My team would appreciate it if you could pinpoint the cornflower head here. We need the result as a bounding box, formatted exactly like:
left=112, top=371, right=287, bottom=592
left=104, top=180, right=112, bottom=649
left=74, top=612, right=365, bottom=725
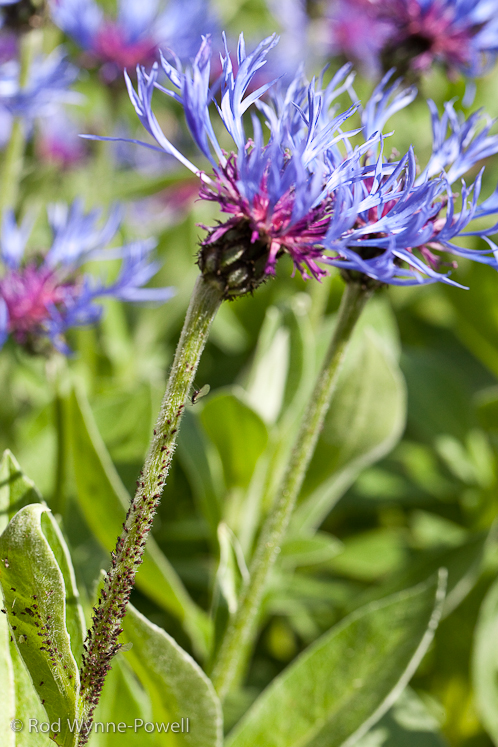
left=0, top=47, right=80, bottom=121
left=0, top=200, right=174, bottom=354
left=49, top=0, right=217, bottom=77
left=322, top=72, right=498, bottom=286
left=92, top=34, right=378, bottom=297
left=326, top=0, right=498, bottom=79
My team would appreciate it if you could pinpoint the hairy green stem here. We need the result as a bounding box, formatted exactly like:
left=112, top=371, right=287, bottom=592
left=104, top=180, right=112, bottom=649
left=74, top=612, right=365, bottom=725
left=0, top=29, right=40, bottom=214
left=211, top=281, right=372, bottom=700
left=77, top=276, right=223, bottom=744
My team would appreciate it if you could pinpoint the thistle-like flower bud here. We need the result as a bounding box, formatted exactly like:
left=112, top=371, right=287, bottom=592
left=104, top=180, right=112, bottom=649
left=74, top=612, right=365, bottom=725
left=198, top=222, right=271, bottom=299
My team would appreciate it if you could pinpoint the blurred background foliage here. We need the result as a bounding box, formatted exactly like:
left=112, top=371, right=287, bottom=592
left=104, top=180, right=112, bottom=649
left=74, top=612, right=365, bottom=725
left=3, top=1, right=498, bottom=745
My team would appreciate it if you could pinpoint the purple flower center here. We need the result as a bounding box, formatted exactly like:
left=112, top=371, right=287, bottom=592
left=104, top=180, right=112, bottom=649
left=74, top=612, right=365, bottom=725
left=200, top=155, right=332, bottom=280
left=385, top=0, right=475, bottom=71
left=0, top=263, right=78, bottom=344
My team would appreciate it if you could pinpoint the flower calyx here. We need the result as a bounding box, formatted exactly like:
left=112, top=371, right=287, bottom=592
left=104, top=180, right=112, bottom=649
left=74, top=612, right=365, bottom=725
left=198, top=220, right=272, bottom=300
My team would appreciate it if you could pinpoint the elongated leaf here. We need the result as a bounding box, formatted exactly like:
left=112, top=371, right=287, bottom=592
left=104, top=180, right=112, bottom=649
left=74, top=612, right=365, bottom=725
left=472, top=575, right=498, bottom=745
left=200, top=390, right=268, bottom=489
left=345, top=532, right=487, bottom=618
left=38, top=514, right=85, bottom=668
left=0, top=613, right=15, bottom=747
left=123, top=603, right=223, bottom=747
left=67, top=387, right=211, bottom=658
left=279, top=532, right=343, bottom=569
left=244, top=307, right=290, bottom=424
left=0, top=451, right=52, bottom=746
left=226, top=574, right=446, bottom=747
left=0, top=505, right=80, bottom=747
left=356, top=687, right=448, bottom=747
left=294, top=330, right=406, bottom=532
left=9, top=635, right=52, bottom=747
left=0, top=450, right=42, bottom=534
left=177, top=411, right=224, bottom=542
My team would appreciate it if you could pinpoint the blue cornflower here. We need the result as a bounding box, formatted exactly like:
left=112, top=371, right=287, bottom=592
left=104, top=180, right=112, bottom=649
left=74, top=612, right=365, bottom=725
left=323, top=73, right=498, bottom=286
left=0, top=48, right=80, bottom=121
left=0, top=201, right=174, bottom=354
left=93, top=33, right=498, bottom=290
left=50, top=0, right=217, bottom=75
left=326, top=0, right=498, bottom=79
left=89, top=34, right=373, bottom=291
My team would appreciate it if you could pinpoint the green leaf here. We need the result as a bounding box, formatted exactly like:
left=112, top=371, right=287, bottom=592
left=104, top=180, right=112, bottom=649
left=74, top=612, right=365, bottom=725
left=0, top=452, right=54, bottom=746
left=122, top=603, right=223, bottom=747
left=244, top=307, right=290, bottom=424
left=355, top=687, right=448, bottom=747
left=0, top=505, right=81, bottom=747
left=279, top=532, right=343, bottom=569
left=294, top=329, right=406, bottom=532
left=38, top=514, right=85, bottom=668
left=200, top=390, right=268, bottom=489
left=325, top=528, right=407, bottom=581
left=67, top=387, right=211, bottom=658
left=345, top=532, right=487, bottom=618
left=226, top=574, right=446, bottom=747
left=472, top=575, right=498, bottom=745
left=177, top=411, right=224, bottom=542
left=215, top=523, right=248, bottom=615
left=0, top=450, right=42, bottom=534
left=9, top=633, right=53, bottom=747
left=0, top=613, right=15, bottom=747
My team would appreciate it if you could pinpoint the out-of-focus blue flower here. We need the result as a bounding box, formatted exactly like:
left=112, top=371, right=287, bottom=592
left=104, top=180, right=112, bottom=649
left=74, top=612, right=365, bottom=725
left=88, top=34, right=372, bottom=281
left=326, top=0, right=498, bottom=79
left=322, top=73, right=498, bottom=286
left=0, top=48, right=80, bottom=121
left=50, top=0, right=217, bottom=75
left=0, top=201, right=174, bottom=353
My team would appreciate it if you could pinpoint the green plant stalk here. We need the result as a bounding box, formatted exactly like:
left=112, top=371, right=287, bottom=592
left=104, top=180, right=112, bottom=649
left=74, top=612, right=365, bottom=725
left=77, top=276, right=223, bottom=745
left=211, top=280, right=372, bottom=700
left=0, top=29, right=40, bottom=214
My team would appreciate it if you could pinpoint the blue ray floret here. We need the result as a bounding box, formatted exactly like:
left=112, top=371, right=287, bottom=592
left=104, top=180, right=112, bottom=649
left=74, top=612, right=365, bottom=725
left=0, top=201, right=174, bottom=353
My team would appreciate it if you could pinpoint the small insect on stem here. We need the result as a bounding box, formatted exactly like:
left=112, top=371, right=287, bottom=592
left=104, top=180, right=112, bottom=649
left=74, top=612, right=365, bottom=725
left=190, top=384, right=210, bottom=405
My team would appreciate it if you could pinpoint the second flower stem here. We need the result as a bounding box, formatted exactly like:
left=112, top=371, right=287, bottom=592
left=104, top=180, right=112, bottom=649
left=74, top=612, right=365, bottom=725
left=211, top=280, right=372, bottom=700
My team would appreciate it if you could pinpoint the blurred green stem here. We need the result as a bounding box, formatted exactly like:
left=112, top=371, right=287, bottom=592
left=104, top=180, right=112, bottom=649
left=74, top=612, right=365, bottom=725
left=0, top=29, right=40, bottom=215
left=53, top=388, right=67, bottom=514
left=47, top=355, right=68, bottom=516
left=211, top=280, right=372, bottom=700
left=77, top=275, right=222, bottom=743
